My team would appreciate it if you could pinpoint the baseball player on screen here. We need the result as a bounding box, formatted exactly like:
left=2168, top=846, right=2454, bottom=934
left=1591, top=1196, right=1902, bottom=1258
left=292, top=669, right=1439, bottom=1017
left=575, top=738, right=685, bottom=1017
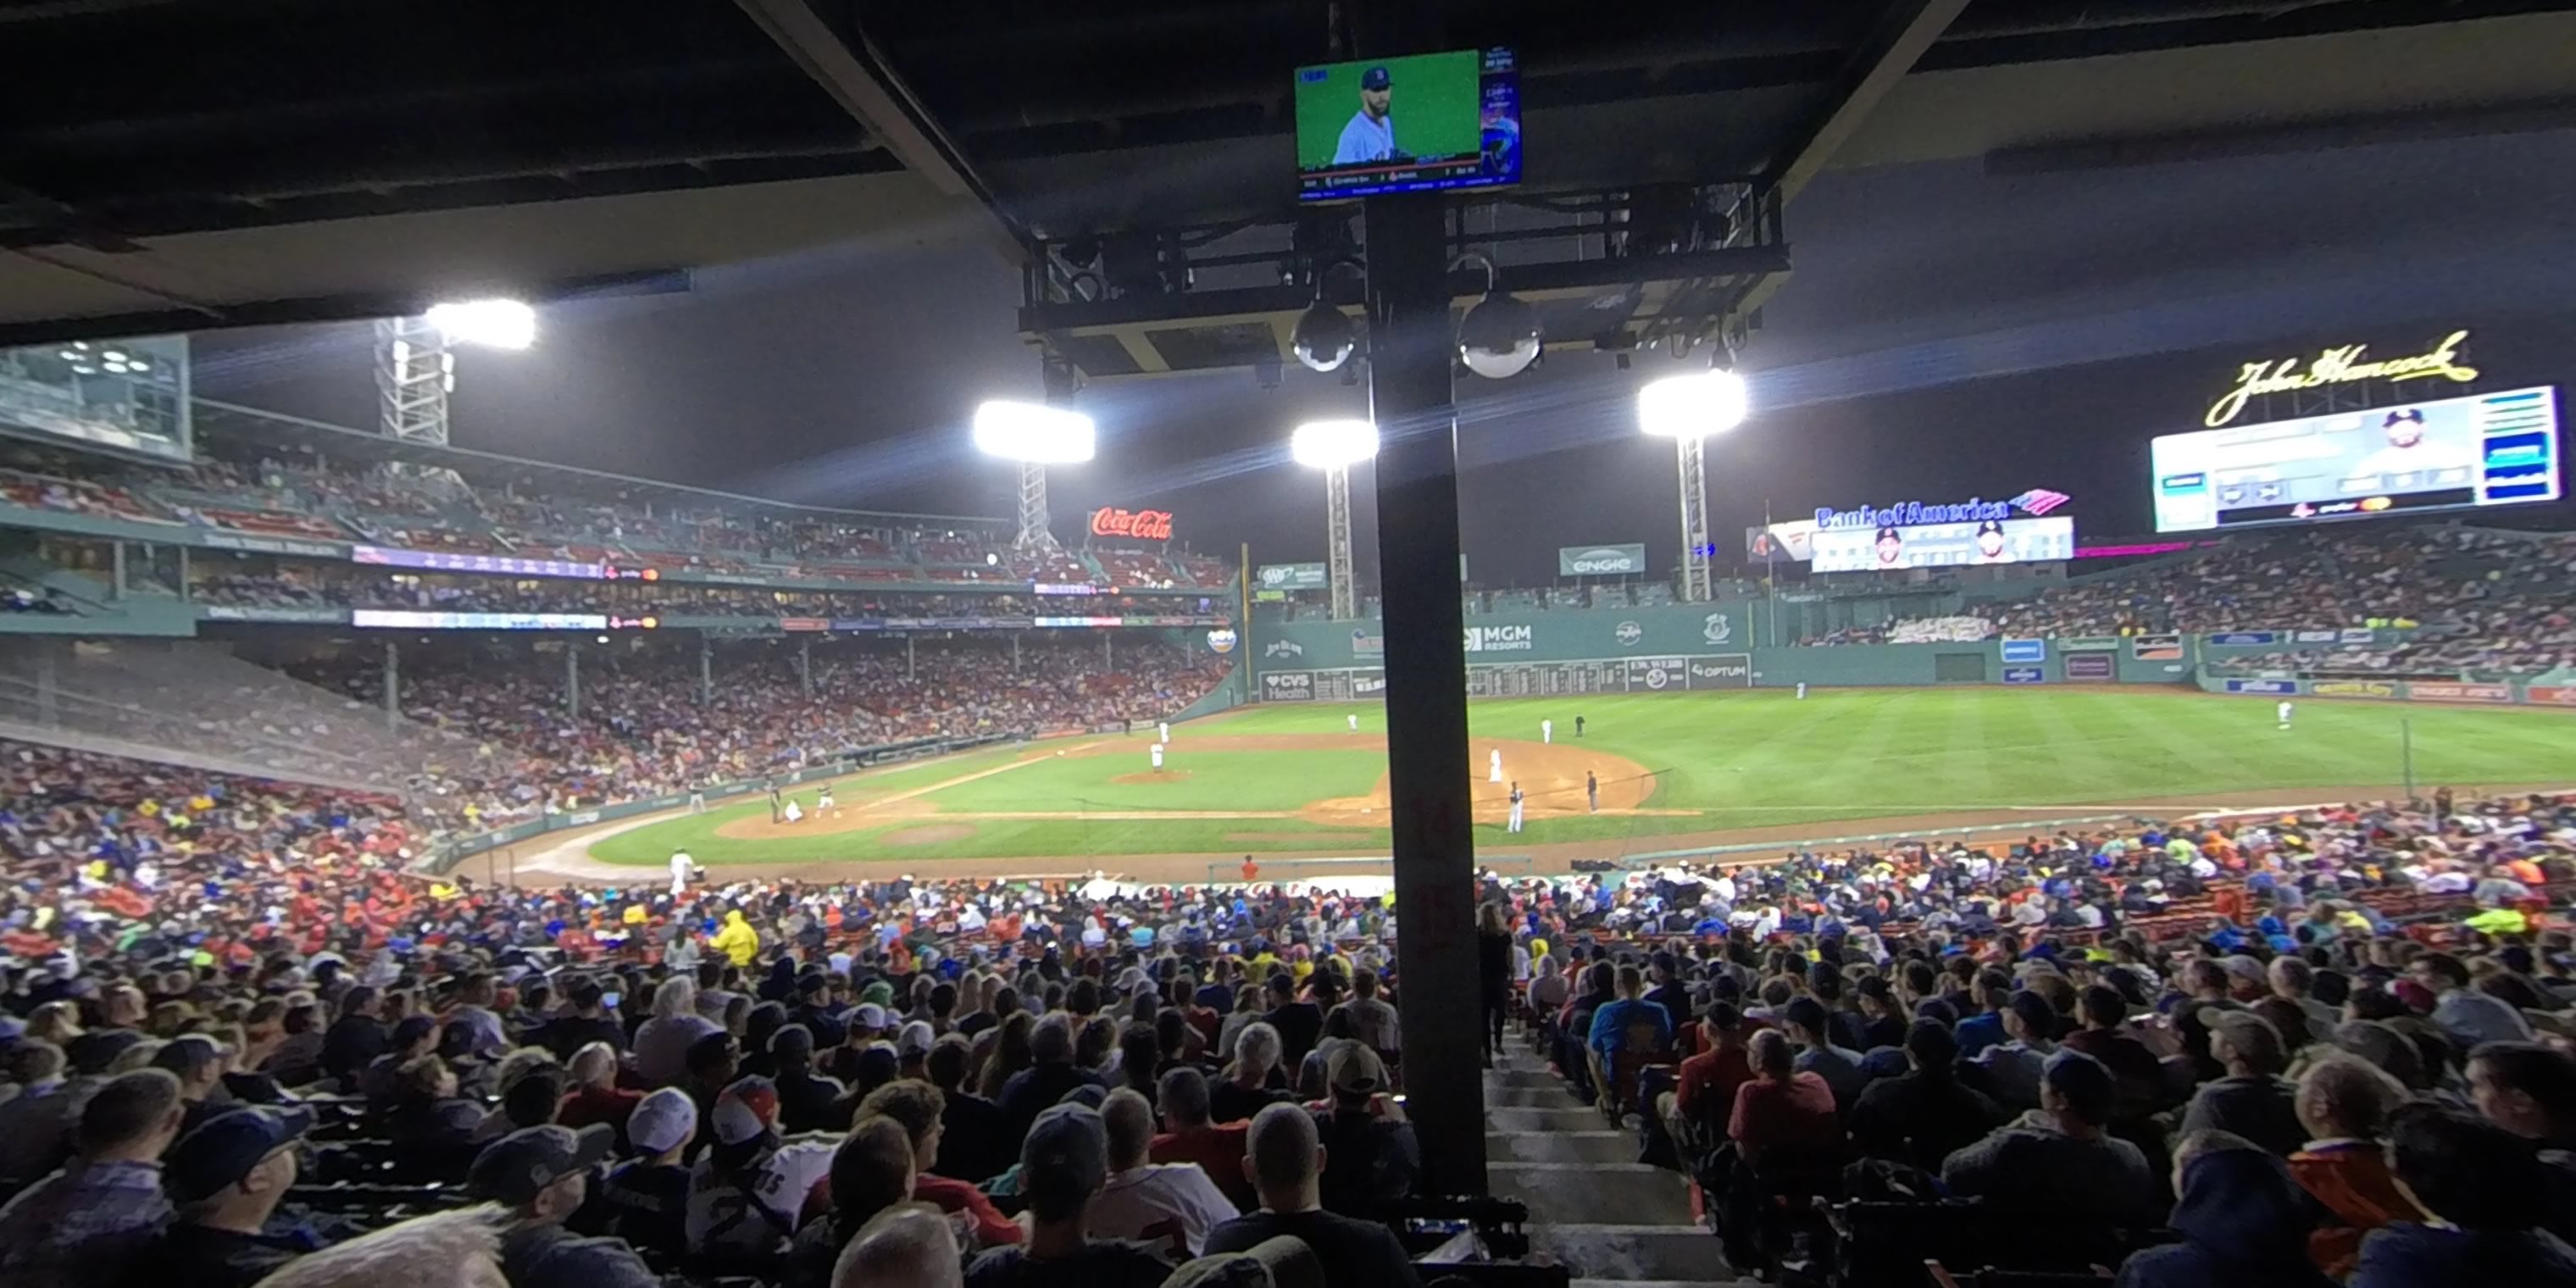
left=1332, top=65, right=1397, bottom=164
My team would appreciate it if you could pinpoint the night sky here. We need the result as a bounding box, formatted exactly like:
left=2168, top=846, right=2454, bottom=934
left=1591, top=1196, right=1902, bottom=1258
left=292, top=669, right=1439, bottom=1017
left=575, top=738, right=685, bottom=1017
left=192, top=126, right=2576, bottom=586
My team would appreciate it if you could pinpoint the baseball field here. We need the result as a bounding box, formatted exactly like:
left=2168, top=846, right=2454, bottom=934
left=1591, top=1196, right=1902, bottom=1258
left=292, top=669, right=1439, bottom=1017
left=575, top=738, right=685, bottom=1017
left=566, top=687, right=2576, bottom=881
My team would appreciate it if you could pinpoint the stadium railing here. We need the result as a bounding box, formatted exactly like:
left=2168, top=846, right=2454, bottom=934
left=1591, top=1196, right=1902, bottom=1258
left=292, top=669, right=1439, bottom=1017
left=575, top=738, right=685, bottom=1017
left=1202, top=853, right=1537, bottom=886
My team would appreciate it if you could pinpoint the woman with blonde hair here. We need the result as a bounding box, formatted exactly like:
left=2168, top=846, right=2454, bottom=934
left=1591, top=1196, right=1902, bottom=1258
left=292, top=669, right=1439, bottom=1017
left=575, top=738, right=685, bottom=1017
left=25, top=1000, right=81, bottom=1046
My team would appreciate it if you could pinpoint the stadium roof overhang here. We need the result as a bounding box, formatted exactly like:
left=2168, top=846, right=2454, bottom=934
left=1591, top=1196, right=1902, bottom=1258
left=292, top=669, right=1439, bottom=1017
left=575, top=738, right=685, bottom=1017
left=3, top=0, right=2574, bottom=359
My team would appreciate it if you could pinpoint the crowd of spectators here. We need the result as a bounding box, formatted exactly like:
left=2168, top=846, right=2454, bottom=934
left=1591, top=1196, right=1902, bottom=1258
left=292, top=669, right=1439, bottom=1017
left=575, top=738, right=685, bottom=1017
left=182, top=562, right=1224, bottom=624
left=0, top=445, right=1235, bottom=594
left=2, top=714, right=2573, bottom=1286
left=1508, top=788, right=2576, bottom=1280
left=1973, top=525, right=2576, bottom=668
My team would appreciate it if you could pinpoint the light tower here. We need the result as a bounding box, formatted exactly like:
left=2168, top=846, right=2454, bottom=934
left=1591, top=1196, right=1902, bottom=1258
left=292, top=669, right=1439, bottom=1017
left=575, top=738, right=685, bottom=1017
left=373, top=298, right=536, bottom=447
left=972, top=400, right=1096, bottom=549
left=1290, top=419, right=1378, bottom=620
left=1638, top=365, right=1751, bottom=602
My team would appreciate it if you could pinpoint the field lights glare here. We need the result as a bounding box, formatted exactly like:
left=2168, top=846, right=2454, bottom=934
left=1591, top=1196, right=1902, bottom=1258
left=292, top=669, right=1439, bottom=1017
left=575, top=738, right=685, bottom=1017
left=972, top=400, right=1096, bottom=464
left=1637, top=367, right=1750, bottom=438
left=425, top=298, right=537, bottom=350
left=1289, top=419, right=1378, bottom=469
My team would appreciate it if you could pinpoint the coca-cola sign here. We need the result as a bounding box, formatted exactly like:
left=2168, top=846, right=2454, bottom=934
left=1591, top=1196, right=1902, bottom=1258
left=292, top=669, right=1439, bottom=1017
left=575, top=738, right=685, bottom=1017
left=1090, top=508, right=1174, bottom=541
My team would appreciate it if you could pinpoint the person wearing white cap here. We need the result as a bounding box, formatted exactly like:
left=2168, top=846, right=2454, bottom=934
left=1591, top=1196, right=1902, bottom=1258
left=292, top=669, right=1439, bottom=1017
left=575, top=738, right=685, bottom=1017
left=896, top=1022, right=936, bottom=1081
left=600, top=1088, right=697, bottom=1257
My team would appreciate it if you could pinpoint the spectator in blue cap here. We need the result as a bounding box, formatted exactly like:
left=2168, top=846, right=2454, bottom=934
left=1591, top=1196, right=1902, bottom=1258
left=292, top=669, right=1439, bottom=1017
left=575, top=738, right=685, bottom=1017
left=127, top=1103, right=316, bottom=1288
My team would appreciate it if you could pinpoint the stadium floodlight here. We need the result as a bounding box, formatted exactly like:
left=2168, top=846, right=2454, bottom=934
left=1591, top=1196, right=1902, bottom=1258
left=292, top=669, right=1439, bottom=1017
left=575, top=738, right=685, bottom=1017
left=424, top=298, right=537, bottom=350
left=1290, top=419, right=1375, bottom=619
left=1637, top=367, right=1750, bottom=438
left=972, top=400, right=1096, bottom=464
left=1289, top=418, right=1378, bottom=469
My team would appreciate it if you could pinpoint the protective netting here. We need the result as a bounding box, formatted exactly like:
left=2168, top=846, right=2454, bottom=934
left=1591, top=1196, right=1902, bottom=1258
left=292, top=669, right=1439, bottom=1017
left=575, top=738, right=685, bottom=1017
left=0, top=638, right=501, bottom=796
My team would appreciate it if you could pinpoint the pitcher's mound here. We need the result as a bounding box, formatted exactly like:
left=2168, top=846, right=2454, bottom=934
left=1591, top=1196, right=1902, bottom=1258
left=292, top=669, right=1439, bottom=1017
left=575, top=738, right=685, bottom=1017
left=881, top=823, right=978, bottom=847
left=1109, top=770, right=1194, bottom=786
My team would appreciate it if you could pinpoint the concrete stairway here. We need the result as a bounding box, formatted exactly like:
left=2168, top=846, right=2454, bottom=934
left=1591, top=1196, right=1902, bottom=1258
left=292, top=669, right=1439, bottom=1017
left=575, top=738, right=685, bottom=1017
left=1485, top=1048, right=1759, bottom=1288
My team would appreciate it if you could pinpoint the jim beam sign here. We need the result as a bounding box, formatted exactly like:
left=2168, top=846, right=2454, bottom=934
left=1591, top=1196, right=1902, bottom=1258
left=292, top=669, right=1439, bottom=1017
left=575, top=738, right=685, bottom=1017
left=2205, top=329, right=2479, bottom=428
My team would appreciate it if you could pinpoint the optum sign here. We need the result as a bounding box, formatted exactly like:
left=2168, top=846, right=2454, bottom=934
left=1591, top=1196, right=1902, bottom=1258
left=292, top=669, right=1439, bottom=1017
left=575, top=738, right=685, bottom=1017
left=1557, top=543, right=1648, bottom=576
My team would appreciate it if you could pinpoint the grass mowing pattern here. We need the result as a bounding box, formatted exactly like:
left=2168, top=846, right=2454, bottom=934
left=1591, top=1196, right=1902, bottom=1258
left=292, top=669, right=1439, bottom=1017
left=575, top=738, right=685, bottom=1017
left=591, top=688, right=2576, bottom=865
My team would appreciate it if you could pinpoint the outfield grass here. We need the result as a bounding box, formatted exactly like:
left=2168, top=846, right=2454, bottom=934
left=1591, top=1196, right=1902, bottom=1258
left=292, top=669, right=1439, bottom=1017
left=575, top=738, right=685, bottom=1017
left=591, top=688, right=2576, bottom=865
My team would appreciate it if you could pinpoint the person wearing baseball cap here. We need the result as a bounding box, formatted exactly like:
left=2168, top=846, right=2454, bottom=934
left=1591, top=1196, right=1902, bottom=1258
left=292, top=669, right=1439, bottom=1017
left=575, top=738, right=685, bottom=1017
left=1313, top=1042, right=1418, bottom=1216
left=965, top=1102, right=1174, bottom=1285
left=471, top=1123, right=658, bottom=1288
left=1330, top=64, right=1397, bottom=166
left=685, top=1075, right=837, bottom=1257
left=598, top=1088, right=696, bottom=1257
left=125, top=1104, right=314, bottom=1288
left=2180, top=1008, right=2304, bottom=1158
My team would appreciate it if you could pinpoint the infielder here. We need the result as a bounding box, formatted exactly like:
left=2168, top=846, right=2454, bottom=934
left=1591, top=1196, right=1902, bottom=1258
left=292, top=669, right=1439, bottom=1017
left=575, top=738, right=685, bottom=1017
left=1488, top=747, right=1503, bottom=783
left=669, top=848, right=697, bottom=897
left=1151, top=742, right=1166, bottom=770
left=1586, top=771, right=1599, bottom=813
left=2278, top=699, right=2295, bottom=730
left=1347, top=713, right=1359, bottom=732
left=1158, top=720, right=1171, bottom=744
left=1541, top=718, right=1552, bottom=744
left=1332, top=65, right=1396, bottom=164
left=817, top=784, right=836, bottom=813
left=1507, top=782, right=1525, bottom=833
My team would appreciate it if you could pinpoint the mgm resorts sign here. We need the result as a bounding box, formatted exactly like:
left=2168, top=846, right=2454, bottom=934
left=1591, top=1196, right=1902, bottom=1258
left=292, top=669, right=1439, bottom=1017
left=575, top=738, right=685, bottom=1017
left=2205, top=329, right=2479, bottom=427
left=1557, top=543, right=1646, bottom=576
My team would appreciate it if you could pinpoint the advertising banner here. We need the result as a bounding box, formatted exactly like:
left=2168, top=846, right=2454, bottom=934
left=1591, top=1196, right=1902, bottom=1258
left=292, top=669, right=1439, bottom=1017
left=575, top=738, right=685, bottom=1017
left=350, top=609, right=607, bottom=630
left=1255, top=563, right=1330, bottom=591
left=1809, top=515, right=2075, bottom=572
left=779, top=617, right=830, bottom=631
left=2060, top=637, right=2123, bottom=652
left=355, top=544, right=601, bottom=580
left=201, top=605, right=346, bottom=624
left=2000, top=638, right=2046, bottom=663
left=2224, top=679, right=2301, bottom=695
left=2338, top=629, right=2378, bottom=644
left=201, top=531, right=345, bottom=558
left=2208, top=631, right=2280, bottom=646
left=2407, top=681, right=2512, bottom=702
left=2312, top=680, right=2397, bottom=698
left=1349, top=628, right=1384, bottom=656
left=1745, top=519, right=1818, bottom=563
left=2292, top=630, right=2340, bottom=643
left=1260, top=671, right=1315, bottom=702
left=2064, top=654, right=2114, bottom=680
left=2131, top=634, right=2185, bottom=661
left=1557, top=543, right=1648, bottom=576
left=1463, top=623, right=1536, bottom=652
left=2002, top=666, right=2046, bottom=685
left=2529, top=686, right=2576, bottom=705
left=1089, top=508, right=1174, bottom=540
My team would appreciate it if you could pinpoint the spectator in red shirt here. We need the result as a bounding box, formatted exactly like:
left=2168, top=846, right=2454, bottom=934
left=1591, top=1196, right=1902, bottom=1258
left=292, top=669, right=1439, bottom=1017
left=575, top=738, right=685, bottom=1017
left=554, top=1042, right=642, bottom=1139
left=1661, top=1002, right=1753, bottom=1156
left=1728, top=1030, right=1842, bottom=1166
left=1721, top=1029, right=1844, bottom=1271
left=1149, top=1066, right=1254, bottom=1212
